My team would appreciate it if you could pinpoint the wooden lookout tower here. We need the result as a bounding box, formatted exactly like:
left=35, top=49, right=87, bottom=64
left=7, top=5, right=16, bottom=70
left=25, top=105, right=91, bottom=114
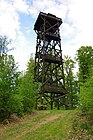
left=34, top=12, right=66, bottom=109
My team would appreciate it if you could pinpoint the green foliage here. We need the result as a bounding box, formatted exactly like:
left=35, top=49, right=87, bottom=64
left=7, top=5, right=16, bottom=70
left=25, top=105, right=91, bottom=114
left=0, top=54, right=22, bottom=121
left=18, top=57, right=38, bottom=113
left=8, top=94, right=23, bottom=116
left=0, top=35, right=39, bottom=121
left=76, top=46, right=93, bottom=119
left=0, top=54, right=38, bottom=121
left=76, top=46, right=93, bottom=82
left=0, top=35, right=12, bottom=56
left=0, top=36, right=23, bottom=121
left=64, top=55, right=79, bottom=109
left=71, top=111, right=93, bottom=139
left=79, top=78, right=93, bottom=118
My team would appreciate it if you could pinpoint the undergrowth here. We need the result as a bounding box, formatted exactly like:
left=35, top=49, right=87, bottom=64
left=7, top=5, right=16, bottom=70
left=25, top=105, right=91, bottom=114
left=69, top=111, right=93, bottom=140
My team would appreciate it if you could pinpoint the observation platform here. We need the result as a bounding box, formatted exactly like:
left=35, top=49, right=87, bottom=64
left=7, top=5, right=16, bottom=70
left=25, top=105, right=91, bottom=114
left=43, top=84, right=66, bottom=94
left=37, top=32, right=61, bottom=41
left=36, top=53, right=62, bottom=64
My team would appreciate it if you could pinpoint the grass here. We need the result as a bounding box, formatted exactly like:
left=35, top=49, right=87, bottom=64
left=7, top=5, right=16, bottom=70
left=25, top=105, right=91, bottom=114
left=0, top=109, right=89, bottom=140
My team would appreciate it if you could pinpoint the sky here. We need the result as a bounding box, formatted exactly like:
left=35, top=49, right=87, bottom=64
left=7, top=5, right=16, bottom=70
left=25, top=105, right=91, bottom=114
left=0, top=0, right=93, bottom=71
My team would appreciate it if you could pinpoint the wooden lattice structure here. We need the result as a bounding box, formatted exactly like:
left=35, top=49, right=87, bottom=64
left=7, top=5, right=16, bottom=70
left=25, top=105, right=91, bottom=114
left=34, top=12, right=66, bottom=109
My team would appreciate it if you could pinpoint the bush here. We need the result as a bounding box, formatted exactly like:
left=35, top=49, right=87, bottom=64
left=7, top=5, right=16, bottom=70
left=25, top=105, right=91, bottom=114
left=0, top=54, right=22, bottom=121
left=9, top=94, right=23, bottom=116
left=79, top=78, right=93, bottom=119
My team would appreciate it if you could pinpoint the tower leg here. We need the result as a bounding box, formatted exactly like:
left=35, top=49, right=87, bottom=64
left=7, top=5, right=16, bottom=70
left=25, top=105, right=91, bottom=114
left=57, top=95, right=60, bottom=110
left=50, top=93, right=53, bottom=110
left=41, top=94, right=44, bottom=105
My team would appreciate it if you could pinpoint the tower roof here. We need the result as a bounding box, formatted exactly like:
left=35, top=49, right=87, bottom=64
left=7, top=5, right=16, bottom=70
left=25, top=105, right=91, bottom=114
left=34, top=12, right=62, bottom=31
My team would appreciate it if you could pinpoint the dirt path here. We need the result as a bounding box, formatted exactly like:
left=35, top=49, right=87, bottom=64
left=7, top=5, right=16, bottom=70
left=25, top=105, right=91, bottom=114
left=15, top=114, right=61, bottom=140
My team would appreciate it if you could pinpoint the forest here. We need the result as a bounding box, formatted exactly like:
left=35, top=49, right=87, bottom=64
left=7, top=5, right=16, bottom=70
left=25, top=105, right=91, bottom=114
left=0, top=35, right=93, bottom=139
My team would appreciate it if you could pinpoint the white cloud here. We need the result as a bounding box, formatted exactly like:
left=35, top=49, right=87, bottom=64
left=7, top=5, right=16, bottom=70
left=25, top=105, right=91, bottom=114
left=1, top=0, right=93, bottom=71
left=29, top=0, right=67, bottom=19
left=13, top=0, right=29, bottom=14
left=0, top=0, right=30, bottom=70
left=0, top=0, right=20, bottom=39
left=0, top=0, right=30, bottom=39
left=58, top=0, right=93, bottom=58
left=17, top=31, right=27, bottom=47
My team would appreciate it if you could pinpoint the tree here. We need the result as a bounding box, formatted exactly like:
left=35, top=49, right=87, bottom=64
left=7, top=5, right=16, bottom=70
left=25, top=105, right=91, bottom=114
left=64, top=55, right=79, bottom=109
left=18, top=57, right=38, bottom=113
left=76, top=46, right=93, bottom=82
left=0, top=35, right=13, bottom=56
left=0, top=54, right=23, bottom=121
left=0, top=36, right=39, bottom=121
left=79, top=77, right=93, bottom=119
left=76, top=46, right=93, bottom=118
left=0, top=36, right=23, bottom=121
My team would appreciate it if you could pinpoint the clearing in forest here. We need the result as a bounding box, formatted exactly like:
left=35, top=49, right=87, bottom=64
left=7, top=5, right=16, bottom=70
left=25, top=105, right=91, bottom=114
left=0, top=110, right=77, bottom=140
